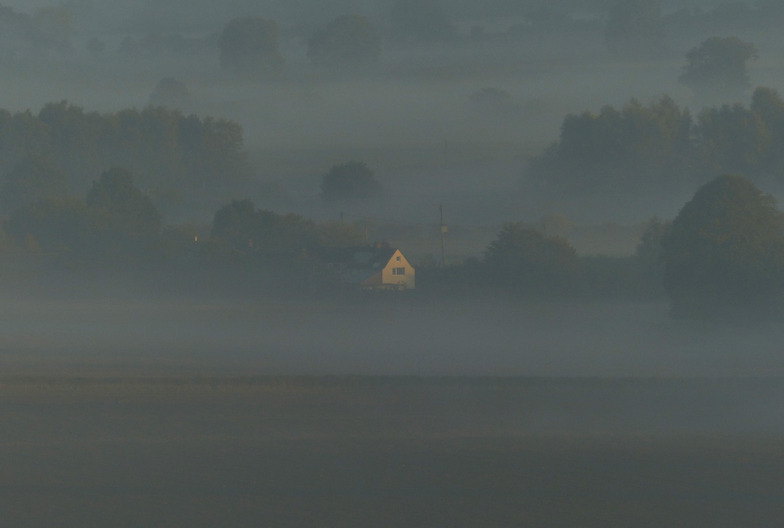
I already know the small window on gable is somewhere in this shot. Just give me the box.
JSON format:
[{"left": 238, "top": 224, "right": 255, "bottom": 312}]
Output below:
[{"left": 396, "top": 256, "right": 401, "bottom": 262}]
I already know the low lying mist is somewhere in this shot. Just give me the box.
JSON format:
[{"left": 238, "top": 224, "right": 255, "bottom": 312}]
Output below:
[{"left": 2, "top": 296, "right": 783, "bottom": 378}]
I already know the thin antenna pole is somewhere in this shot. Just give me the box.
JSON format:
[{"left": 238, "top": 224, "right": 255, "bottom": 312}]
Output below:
[{"left": 439, "top": 204, "right": 446, "bottom": 267}]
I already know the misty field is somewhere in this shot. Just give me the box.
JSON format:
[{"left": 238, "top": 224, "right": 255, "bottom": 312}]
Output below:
[
  {"left": 2, "top": 299, "right": 784, "bottom": 526},
  {"left": 1, "top": 376, "right": 783, "bottom": 527},
  {"left": 2, "top": 297, "right": 784, "bottom": 377}
]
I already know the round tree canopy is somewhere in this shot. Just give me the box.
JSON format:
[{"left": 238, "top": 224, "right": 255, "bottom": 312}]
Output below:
[
  {"left": 662, "top": 174, "right": 784, "bottom": 319},
  {"left": 320, "top": 161, "right": 382, "bottom": 203}
]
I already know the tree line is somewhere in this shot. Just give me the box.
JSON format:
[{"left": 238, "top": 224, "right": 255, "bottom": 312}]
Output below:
[
  {"left": 530, "top": 87, "right": 784, "bottom": 200},
  {"left": 0, "top": 170, "right": 368, "bottom": 297},
  {"left": 0, "top": 102, "right": 250, "bottom": 216},
  {"left": 429, "top": 173, "right": 784, "bottom": 323},
  {"left": 1, "top": 162, "right": 782, "bottom": 322}
]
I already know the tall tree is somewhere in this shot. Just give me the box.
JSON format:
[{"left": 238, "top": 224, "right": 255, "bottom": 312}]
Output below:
[
  {"left": 320, "top": 161, "right": 382, "bottom": 204},
  {"left": 750, "top": 87, "right": 784, "bottom": 174},
  {"left": 211, "top": 199, "right": 317, "bottom": 256},
  {"left": 148, "top": 77, "right": 191, "bottom": 110},
  {"left": 86, "top": 167, "right": 162, "bottom": 240},
  {"left": 211, "top": 199, "right": 256, "bottom": 251},
  {"left": 695, "top": 103, "right": 769, "bottom": 179},
  {"left": 679, "top": 36, "right": 757, "bottom": 103},
  {"left": 531, "top": 96, "right": 694, "bottom": 195},
  {"left": 662, "top": 174, "right": 784, "bottom": 319},
  {"left": 0, "top": 156, "right": 69, "bottom": 213},
  {"left": 483, "top": 223, "right": 579, "bottom": 296},
  {"left": 6, "top": 197, "right": 95, "bottom": 256}
]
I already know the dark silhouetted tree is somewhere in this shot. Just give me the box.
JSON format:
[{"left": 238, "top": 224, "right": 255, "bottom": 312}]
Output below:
[
  {"left": 483, "top": 223, "right": 579, "bottom": 296},
  {"left": 308, "top": 15, "right": 381, "bottom": 72},
  {"left": 662, "top": 174, "right": 784, "bottom": 319},
  {"left": 531, "top": 96, "right": 694, "bottom": 195},
  {"left": 750, "top": 86, "right": 784, "bottom": 174},
  {"left": 695, "top": 102, "right": 769, "bottom": 178},
  {"left": 0, "top": 156, "right": 69, "bottom": 213},
  {"left": 6, "top": 197, "right": 94, "bottom": 255},
  {"left": 218, "top": 16, "right": 283, "bottom": 76},
  {"left": 211, "top": 198, "right": 256, "bottom": 251},
  {"left": 679, "top": 36, "right": 757, "bottom": 102},
  {"left": 211, "top": 199, "right": 317, "bottom": 256},
  {"left": 148, "top": 77, "right": 191, "bottom": 110},
  {"left": 320, "top": 161, "right": 382, "bottom": 203},
  {"left": 0, "top": 102, "right": 250, "bottom": 216},
  {"left": 86, "top": 167, "right": 162, "bottom": 240},
  {"left": 0, "top": 4, "right": 74, "bottom": 59}
]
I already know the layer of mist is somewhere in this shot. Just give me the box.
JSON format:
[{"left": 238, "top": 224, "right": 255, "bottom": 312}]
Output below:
[
  {"left": 2, "top": 298, "right": 783, "bottom": 378},
  {"left": 2, "top": 1, "right": 784, "bottom": 227},
  {"left": 0, "top": 1, "right": 783, "bottom": 373},
  {"left": 2, "top": 6, "right": 784, "bottom": 528}
]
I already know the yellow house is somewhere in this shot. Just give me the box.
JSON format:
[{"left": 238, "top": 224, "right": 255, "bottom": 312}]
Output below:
[
  {"left": 359, "top": 247, "right": 415, "bottom": 291},
  {"left": 328, "top": 245, "right": 416, "bottom": 291}
]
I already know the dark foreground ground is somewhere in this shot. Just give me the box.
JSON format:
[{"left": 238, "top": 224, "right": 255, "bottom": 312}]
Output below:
[{"left": 2, "top": 375, "right": 783, "bottom": 528}]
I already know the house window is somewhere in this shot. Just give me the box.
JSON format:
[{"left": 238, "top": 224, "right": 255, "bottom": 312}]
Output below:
[
  {"left": 396, "top": 256, "right": 401, "bottom": 262},
  {"left": 392, "top": 267, "right": 406, "bottom": 275}
]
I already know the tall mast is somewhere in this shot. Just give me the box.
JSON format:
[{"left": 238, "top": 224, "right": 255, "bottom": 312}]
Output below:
[{"left": 439, "top": 204, "right": 447, "bottom": 267}]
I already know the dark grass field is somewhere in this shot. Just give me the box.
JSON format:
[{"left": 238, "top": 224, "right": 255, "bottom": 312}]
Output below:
[{"left": 2, "top": 376, "right": 783, "bottom": 527}]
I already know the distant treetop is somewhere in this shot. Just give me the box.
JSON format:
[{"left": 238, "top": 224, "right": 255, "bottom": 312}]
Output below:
[
  {"left": 148, "top": 78, "right": 191, "bottom": 110},
  {"left": 320, "top": 161, "right": 383, "bottom": 204},
  {"left": 679, "top": 36, "right": 757, "bottom": 103},
  {"left": 308, "top": 15, "right": 381, "bottom": 72},
  {"left": 218, "top": 16, "right": 283, "bottom": 77}
]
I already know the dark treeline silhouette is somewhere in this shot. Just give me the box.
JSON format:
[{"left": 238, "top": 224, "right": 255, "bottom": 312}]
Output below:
[
  {"left": 419, "top": 219, "right": 665, "bottom": 303},
  {"left": 679, "top": 36, "right": 757, "bottom": 103},
  {"left": 0, "top": 102, "right": 250, "bottom": 216},
  {"left": 0, "top": 4, "right": 73, "bottom": 60},
  {"left": 0, "top": 177, "right": 370, "bottom": 298},
  {"left": 424, "top": 173, "right": 784, "bottom": 322},
  {"left": 529, "top": 87, "right": 784, "bottom": 203},
  {"left": 1, "top": 161, "right": 782, "bottom": 324},
  {"left": 0, "top": 94, "right": 778, "bottom": 319},
  {"left": 3, "top": 0, "right": 784, "bottom": 69}
]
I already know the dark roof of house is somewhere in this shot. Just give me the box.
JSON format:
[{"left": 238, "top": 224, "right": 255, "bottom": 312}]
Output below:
[{"left": 320, "top": 245, "right": 398, "bottom": 270}]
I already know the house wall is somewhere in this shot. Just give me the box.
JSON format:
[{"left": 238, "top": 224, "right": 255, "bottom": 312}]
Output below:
[{"left": 381, "top": 250, "right": 416, "bottom": 290}]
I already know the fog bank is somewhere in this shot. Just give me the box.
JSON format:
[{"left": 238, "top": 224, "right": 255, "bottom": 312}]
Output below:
[{"left": 2, "top": 298, "right": 783, "bottom": 377}]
